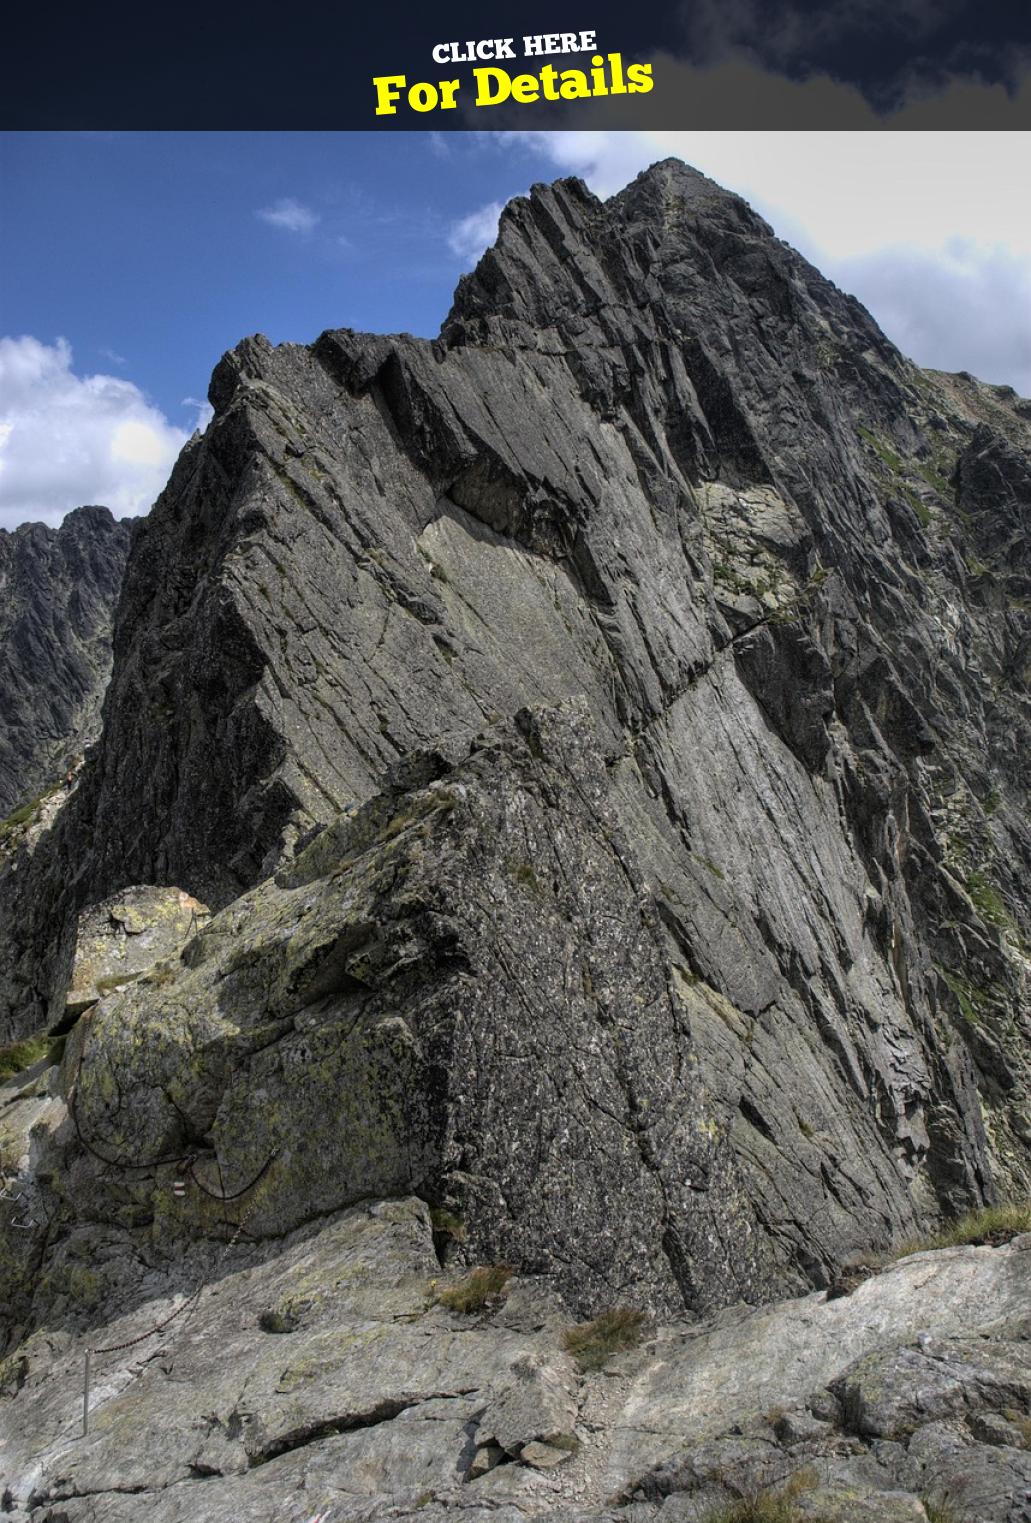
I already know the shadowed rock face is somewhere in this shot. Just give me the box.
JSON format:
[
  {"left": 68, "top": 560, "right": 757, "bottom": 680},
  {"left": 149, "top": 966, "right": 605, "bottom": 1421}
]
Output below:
[
  {"left": 0, "top": 162, "right": 1029, "bottom": 1332},
  {"left": 0, "top": 505, "right": 131, "bottom": 818},
  {"left": 36, "top": 708, "right": 779, "bottom": 1322}
]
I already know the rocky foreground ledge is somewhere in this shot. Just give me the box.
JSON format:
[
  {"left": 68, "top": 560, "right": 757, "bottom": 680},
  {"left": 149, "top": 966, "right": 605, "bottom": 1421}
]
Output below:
[{"left": 0, "top": 1153, "right": 1028, "bottom": 1522}]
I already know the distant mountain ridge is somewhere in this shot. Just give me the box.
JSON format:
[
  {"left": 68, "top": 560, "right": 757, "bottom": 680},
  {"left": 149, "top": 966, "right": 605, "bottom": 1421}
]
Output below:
[{"left": 0, "top": 504, "right": 132, "bottom": 819}]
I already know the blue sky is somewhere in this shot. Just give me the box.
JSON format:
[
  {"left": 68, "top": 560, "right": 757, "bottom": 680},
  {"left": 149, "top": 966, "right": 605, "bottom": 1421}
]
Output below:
[
  {"left": 1, "top": 132, "right": 550, "bottom": 421},
  {"left": 2, "top": 131, "right": 1029, "bottom": 526}
]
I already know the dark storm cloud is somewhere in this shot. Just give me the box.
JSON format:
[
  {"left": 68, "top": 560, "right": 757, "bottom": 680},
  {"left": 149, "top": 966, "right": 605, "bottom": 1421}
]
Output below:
[
  {"left": 675, "top": 0, "right": 1030, "bottom": 110},
  {"left": 513, "top": 0, "right": 1031, "bottom": 128},
  {"left": 681, "top": 0, "right": 959, "bottom": 67}
]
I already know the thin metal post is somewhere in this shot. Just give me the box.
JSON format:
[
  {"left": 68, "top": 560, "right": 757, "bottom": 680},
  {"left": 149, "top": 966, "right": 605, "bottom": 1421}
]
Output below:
[{"left": 82, "top": 1349, "right": 91, "bottom": 1436}]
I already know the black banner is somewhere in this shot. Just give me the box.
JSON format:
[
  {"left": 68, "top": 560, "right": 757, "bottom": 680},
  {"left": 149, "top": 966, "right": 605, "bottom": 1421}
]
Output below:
[{"left": 5, "top": 0, "right": 1030, "bottom": 129}]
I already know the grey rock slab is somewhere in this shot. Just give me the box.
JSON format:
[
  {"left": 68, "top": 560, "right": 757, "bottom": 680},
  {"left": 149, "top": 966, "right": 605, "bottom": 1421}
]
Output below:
[
  {"left": 20, "top": 705, "right": 777, "bottom": 1320},
  {"left": 837, "top": 1337, "right": 1031, "bottom": 1438},
  {"left": 773, "top": 1409, "right": 833, "bottom": 1445},
  {"left": 4, "top": 1228, "right": 1030, "bottom": 1522},
  {"left": 605, "top": 1242, "right": 1031, "bottom": 1488},
  {"left": 795, "top": 1487, "right": 928, "bottom": 1521},
  {"left": 1, "top": 1198, "right": 523, "bottom": 1514},
  {"left": 970, "top": 1412, "right": 1031, "bottom": 1447},
  {"left": 520, "top": 1440, "right": 576, "bottom": 1469},
  {"left": 658, "top": 1490, "right": 737, "bottom": 1521},
  {"left": 478, "top": 1348, "right": 579, "bottom": 1455},
  {"left": 467, "top": 1442, "right": 505, "bottom": 1477},
  {"left": 917, "top": 1431, "right": 1031, "bottom": 1523}
]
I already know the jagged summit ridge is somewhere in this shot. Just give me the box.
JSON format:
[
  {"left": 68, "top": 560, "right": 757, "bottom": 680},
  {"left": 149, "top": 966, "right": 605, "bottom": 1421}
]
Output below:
[{"left": 0, "top": 161, "right": 1027, "bottom": 1327}]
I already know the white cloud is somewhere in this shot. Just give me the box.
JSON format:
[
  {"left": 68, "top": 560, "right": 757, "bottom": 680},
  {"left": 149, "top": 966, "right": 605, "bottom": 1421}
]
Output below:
[
  {"left": 835, "top": 242, "right": 1031, "bottom": 396},
  {"left": 510, "top": 130, "right": 1031, "bottom": 393},
  {"left": 447, "top": 201, "right": 504, "bottom": 264},
  {"left": 0, "top": 336, "right": 188, "bottom": 529},
  {"left": 110, "top": 419, "right": 168, "bottom": 466},
  {"left": 256, "top": 197, "right": 319, "bottom": 234},
  {"left": 516, "top": 131, "right": 1031, "bottom": 257},
  {"left": 181, "top": 395, "right": 215, "bottom": 433}
]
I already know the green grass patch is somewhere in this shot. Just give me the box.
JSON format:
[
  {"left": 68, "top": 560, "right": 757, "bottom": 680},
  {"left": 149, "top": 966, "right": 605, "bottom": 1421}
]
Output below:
[
  {"left": 902, "top": 485, "right": 933, "bottom": 526},
  {"left": 697, "top": 855, "right": 725, "bottom": 881},
  {"left": 915, "top": 460, "right": 953, "bottom": 497},
  {"left": 856, "top": 429, "right": 940, "bottom": 528},
  {"left": 508, "top": 860, "right": 543, "bottom": 892},
  {"left": 563, "top": 1307, "right": 646, "bottom": 1371},
  {"left": 893, "top": 1200, "right": 1030, "bottom": 1259},
  {"left": 699, "top": 1469, "right": 832, "bottom": 1522},
  {"left": 380, "top": 792, "right": 457, "bottom": 843},
  {"left": 939, "top": 966, "right": 1003, "bottom": 1028},
  {"left": 2, "top": 802, "right": 38, "bottom": 830},
  {"left": 922, "top": 1499, "right": 962, "bottom": 1523},
  {"left": 858, "top": 425, "right": 903, "bottom": 473},
  {"left": 964, "top": 870, "right": 1013, "bottom": 930},
  {"left": 0, "top": 784, "right": 62, "bottom": 841},
  {"left": 701, "top": 1499, "right": 817, "bottom": 1523},
  {"left": 141, "top": 961, "right": 178, "bottom": 989},
  {"left": 94, "top": 970, "right": 144, "bottom": 996},
  {"left": 0, "top": 1033, "right": 64, "bottom": 1082},
  {"left": 435, "top": 1264, "right": 512, "bottom": 1313},
  {"left": 429, "top": 1206, "right": 467, "bottom": 1244},
  {"left": 1002, "top": 1408, "right": 1031, "bottom": 1449}
]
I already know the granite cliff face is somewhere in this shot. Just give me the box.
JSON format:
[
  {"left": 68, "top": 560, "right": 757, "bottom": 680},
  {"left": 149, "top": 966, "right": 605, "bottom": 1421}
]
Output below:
[
  {"left": 0, "top": 506, "right": 131, "bottom": 820},
  {"left": 1, "top": 161, "right": 1029, "bottom": 1520}
]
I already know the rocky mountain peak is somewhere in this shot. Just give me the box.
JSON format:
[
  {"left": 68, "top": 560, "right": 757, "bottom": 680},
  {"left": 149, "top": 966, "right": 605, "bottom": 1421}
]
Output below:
[{"left": 1, "top": 155, "right": 1029, "bottom": 1309}]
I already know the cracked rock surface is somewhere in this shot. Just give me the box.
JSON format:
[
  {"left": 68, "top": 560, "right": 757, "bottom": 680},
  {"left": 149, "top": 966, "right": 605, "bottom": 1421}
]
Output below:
[
  {"left": 3, "top": 709, "right": 780, "bottom": 1325},
  {"left": 0, "top": 1169, "right": 1028, "bottom": 1522}
]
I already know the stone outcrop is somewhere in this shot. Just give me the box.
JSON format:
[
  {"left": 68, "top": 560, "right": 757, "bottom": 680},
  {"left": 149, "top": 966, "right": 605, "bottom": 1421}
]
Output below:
[
  {"left": 0, "top": 159, "right": 1029, "bottom": 1519},
  {"left": 4, "top": 709, "right": 778, "bottom": 1326},
  {"left": 0, "top": 505, "right": 131, "bottom": 819},
  {"left": 60, "top": 885, "right": 209, "bottom": 1022}
]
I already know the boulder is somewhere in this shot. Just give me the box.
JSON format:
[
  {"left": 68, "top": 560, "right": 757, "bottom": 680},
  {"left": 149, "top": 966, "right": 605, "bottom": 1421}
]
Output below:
[
  {"left": 61, "top": 885, "right": 209, "bottom": 1020},
  {"left": 835, "top": 1337, "right": 1031, "bottom": 1439},
  {"left": 478, "top": 1348, "right": 579, "bottom": 1457}
]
